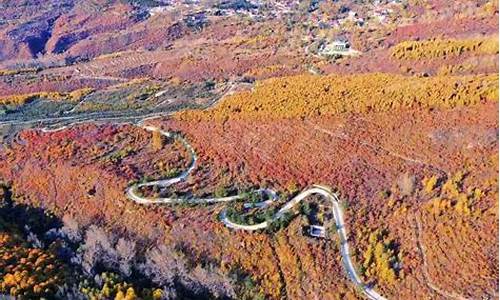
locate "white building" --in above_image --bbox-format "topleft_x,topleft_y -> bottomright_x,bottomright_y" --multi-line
309,225 -> 326,238
318,39 -> 361,57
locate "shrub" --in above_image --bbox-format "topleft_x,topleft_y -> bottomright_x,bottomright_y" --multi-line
214,186 -> 229,198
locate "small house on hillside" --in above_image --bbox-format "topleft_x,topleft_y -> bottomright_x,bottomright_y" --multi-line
309,225 -> 326,238
318,39 -> 349,55
184,12 -> 207,29
318,38 -> 361,57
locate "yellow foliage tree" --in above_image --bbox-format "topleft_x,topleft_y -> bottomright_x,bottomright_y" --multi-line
0,233 -> 68,297
391,36 -> 499,60
422,176 -> 438,194
176,73 -> 498,122
362,231 -> 399,285
0,87 -> 94,107
151,130 -> 164,151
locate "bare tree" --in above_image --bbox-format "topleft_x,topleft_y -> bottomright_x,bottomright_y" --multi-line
116,238 -> 137,277
139,244 -> 236,298
61,214 -> 82,242
80,225 -> 118,274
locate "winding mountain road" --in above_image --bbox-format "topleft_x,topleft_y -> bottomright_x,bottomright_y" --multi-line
20,110 -> 389,299
127,124 -> 387,300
